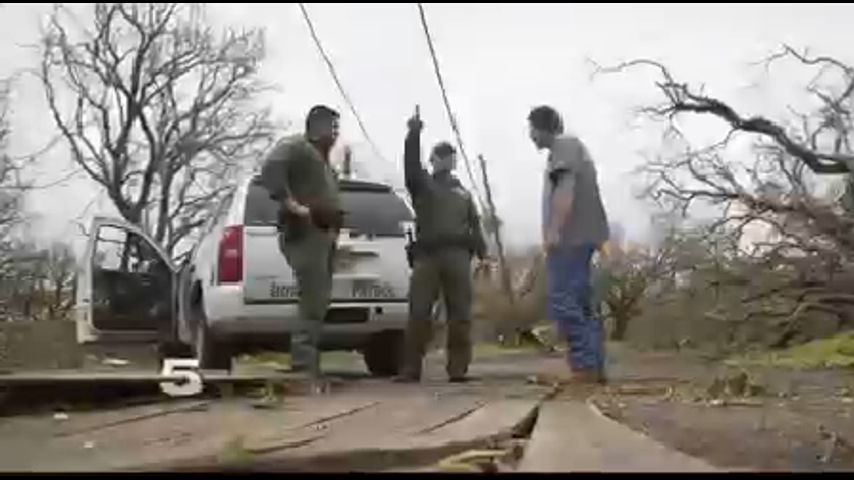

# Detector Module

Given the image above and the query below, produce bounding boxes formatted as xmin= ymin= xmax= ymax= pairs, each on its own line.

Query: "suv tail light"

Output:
xmin=217 ymin=225 xmax=244 ymax=284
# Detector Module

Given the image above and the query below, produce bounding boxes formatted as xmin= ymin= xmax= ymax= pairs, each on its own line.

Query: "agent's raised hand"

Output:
xmin=407 ymin=105 xmax=423 ymax=133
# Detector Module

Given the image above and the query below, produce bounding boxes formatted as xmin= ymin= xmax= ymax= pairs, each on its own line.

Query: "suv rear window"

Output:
xmin=244 ymin=179 xmax=413 ymax=237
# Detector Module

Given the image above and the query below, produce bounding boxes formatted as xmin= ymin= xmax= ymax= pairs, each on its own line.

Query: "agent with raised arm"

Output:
xmin=396 ymin=106 xmax=487 ymax=383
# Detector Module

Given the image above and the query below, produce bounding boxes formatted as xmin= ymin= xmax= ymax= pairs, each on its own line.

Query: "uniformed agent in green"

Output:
xmin=259 ymin=105 xmax=343 ymax=377
xmin=396 ymin=107 xmax=488 ymax=383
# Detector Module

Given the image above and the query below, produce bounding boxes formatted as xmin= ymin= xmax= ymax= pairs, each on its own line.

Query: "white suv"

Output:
xmin=75 ymin=176 xmax=414 ymax=376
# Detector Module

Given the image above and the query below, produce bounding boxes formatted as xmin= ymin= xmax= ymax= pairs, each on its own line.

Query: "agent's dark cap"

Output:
xmin=431 ymin=141 xmax=456 ymax=158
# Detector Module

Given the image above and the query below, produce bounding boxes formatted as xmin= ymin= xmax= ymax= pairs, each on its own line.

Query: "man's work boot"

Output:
xmin=569 ymin=369 xmax=605 ymax=385
xmin=528 ymin=359 xmax=604 ymax=386
xmin=596 ymin=368 xmax=608 ymax=385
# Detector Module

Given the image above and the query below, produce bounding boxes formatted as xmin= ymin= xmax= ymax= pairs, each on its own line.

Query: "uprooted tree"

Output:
xmin=38 ymin=3 xmax=277 ymax=257
xmin=597 ymin=46 xmax=854 ymax=350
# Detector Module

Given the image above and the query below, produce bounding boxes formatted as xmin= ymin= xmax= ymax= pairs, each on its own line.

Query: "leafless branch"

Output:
xmin=595 ymin=56 xmax=853 ymax=174
xmin=596 ymin=48 xmax=854 ymax=349
xmin=38 ymin=3 xmax=278 ymax=257
xmin=0 ymin=77 xmax=27 ymax=266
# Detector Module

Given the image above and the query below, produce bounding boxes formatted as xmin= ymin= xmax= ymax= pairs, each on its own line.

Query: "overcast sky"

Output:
xmin=2 ymin=3 xmax=854 ymax=254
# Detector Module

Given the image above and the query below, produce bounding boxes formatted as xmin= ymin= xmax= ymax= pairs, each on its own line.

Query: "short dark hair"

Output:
xmin=432 ymin=141 xmax=456 ymax=158
xmin=305 ymin=104 xmax=340 ymax=131
xmin=528 ymin=105 xmax=563 ymax=134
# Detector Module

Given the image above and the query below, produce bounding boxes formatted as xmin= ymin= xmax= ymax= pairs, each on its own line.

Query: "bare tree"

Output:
xmin=0 ymin=79 xmax=26 ymax=275
xmin=0 ymin=241 xmax=77 ymax=322
xmin=593 ymin=47 xmax=854 ymax=348
xmin=600 ymin=242 xmax=674 ymax=341
xmin=38 ymin=3 xmax=277 ymax=257
xmin=596 ymin=48 xmax=854 ymax=261
xmin=594 ymin=46 xmax=854 ymax=174
xmin=40 ymin=242 xmax=77 ymax=321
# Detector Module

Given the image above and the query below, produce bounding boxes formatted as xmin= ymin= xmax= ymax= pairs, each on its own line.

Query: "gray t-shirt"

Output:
xmin=541 ymin=134 xmax=610 ymax=249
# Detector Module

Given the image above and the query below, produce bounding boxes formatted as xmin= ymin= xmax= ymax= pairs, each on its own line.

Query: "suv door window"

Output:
xmin=91 ymin=225 xmax=173 ymax=331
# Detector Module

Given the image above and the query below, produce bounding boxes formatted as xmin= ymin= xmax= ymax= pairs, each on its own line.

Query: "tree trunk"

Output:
xmin=610 ymin=313 xmax=631 ymax=341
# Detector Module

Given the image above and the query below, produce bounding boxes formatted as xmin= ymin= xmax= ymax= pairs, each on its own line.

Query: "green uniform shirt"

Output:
xmin=260 ymin=135 xmax=341 ymax=239
xmin=404 ymin=130 xmax=487 ymax=258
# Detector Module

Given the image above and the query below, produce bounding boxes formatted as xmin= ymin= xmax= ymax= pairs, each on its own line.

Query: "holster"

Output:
xmin=277 ymin=206 xmax=345 ymax=240
xmin=309 ymin=204 xmax=345 ymax=231
xmin=413 ymin=235 xmax=477 ymax=257
xmin=405 ymin=230 xmax=415 ymax=268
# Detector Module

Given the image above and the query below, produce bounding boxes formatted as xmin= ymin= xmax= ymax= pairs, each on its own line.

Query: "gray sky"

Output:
xmin=2 ymin=3 xmax=854 ymax=253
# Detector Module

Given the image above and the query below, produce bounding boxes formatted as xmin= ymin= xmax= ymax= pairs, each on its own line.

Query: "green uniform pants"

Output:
xmin=279 ymin=228 xmax=336 ymax=375
xmin=403 ymin=247 xmax=473 ymax=378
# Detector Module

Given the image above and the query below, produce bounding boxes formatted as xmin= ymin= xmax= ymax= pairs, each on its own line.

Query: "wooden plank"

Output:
xmin=0 ymin=370 xmax=301 ymax=386
xmin=253 ymin=394 xmax=485 ymax=454
xmin=1 ymin=378 xmax=547 ymax=472
xmin=117 ymin=395 xmax=384 ymax=471
xmin=200 ymin=396 xmax=540 ymax=472
xmin=54 ymin=401 xmax=213 ymax=438
xmin=417 ymin=399 xmax=536 ymax=444
xmin=518 ymin=400 xmax=718 ymax=472
xmin=0 ymin=395 xmax=382 ymax=472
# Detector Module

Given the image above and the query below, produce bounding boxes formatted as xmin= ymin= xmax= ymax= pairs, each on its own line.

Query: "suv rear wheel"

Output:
xmin=191 ymin=299 xmax=232 ymax=371
xmin=362 ymin=331 xmax=404 ymax=377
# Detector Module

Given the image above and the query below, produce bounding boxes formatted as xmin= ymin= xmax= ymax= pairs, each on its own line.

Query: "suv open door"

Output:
xmin=76 ymin=217 xmax=177 ymax=345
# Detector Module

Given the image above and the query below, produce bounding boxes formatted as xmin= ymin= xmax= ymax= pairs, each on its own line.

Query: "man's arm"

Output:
xmin=467 ymin=197 xmax=488 ymax=260
xmin=260 ymin=141 xmax=309 ymax=217
xmin=548 ymin=172 xmax=575 ymax=235
xmin=404 ymin=117 xmax=429 ymax=197
xmin=546 ymin=138 xmax=583 ymax=237
xmin=260 ymin=142 xmax=291 ymax=199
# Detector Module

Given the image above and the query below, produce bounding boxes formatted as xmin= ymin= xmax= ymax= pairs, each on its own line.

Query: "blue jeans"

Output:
xmin=546 ymin=244 xmax=605 ymax=372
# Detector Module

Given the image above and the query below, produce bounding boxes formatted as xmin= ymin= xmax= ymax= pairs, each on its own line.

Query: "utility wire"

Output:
xmin=416 ymin=2 xmax=486 ymax=211
xmin=298 ymin=3 xmax=391 ymax=170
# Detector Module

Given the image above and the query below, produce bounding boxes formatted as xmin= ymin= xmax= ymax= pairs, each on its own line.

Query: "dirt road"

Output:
xmin=591 ymin=345 xmax=854 ymax=472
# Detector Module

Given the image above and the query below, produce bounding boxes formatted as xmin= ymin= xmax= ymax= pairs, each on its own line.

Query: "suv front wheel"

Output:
xmin=362 ymin=331 xmax=404 ymax=377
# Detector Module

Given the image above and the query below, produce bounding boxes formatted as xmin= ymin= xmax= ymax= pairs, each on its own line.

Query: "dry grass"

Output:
xmin=727 ymin=331 xmax=854 ymax=369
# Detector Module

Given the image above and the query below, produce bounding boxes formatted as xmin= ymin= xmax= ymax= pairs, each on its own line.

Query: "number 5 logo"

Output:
xmin=160 ymin=359 xmax=204 ymax=397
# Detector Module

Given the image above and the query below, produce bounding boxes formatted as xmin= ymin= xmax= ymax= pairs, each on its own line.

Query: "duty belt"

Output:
xmin=411 ymin=235 xmax=476 ymax=255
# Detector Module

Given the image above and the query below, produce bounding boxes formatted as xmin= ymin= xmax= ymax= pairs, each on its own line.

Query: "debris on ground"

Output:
xmin=436 ymin=449 xmax=507 ymax=472
xmin=818 ymin=425 xmax=854 ymax=464
xmin=435 ymin=438 xmax=528 ymax=474
xmin=705 ymin=370 xmax=766 ymax=401
xmin=219 ymin=435 xmax=254 ymax=466
xmin=101 ymin=358 xmax=131 ymax=367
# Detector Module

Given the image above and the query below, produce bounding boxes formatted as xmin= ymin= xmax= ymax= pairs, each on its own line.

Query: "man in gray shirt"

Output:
xmin=528 ymin=105 xmax=609 ymax=384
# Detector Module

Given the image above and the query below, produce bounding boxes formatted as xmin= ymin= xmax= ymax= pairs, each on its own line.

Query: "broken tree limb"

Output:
xmin=593 ymin=57 xmax=852 ymax=174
